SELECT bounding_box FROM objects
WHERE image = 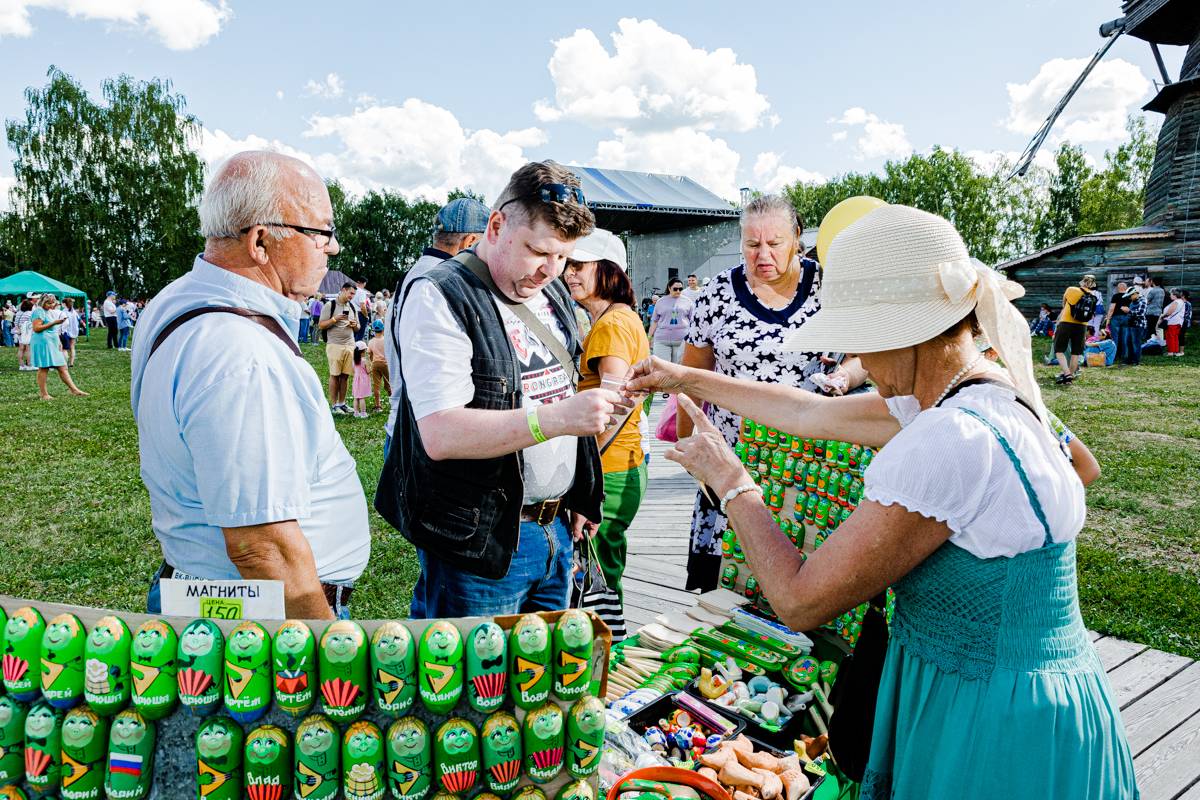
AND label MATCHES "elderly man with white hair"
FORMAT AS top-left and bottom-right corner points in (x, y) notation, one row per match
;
(130, 150), (369, 620)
